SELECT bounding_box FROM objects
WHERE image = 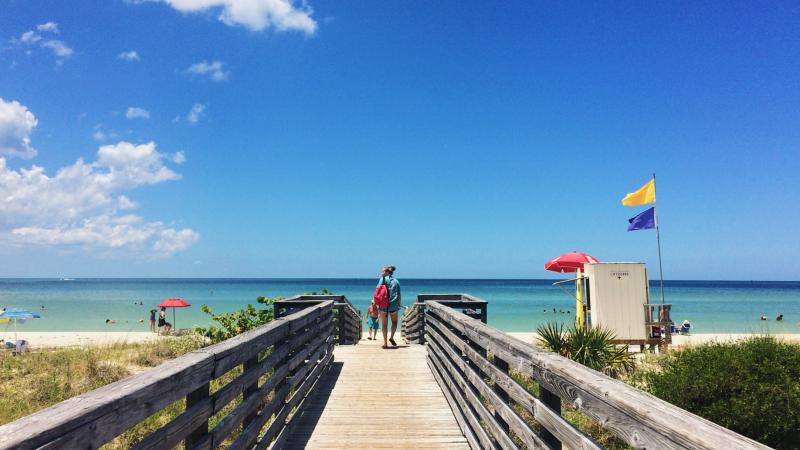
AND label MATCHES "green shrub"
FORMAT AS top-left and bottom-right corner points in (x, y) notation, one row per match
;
(536, 322), (634, 378)
(194, 296), (279, 343)
(641, 336), (800, 449)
